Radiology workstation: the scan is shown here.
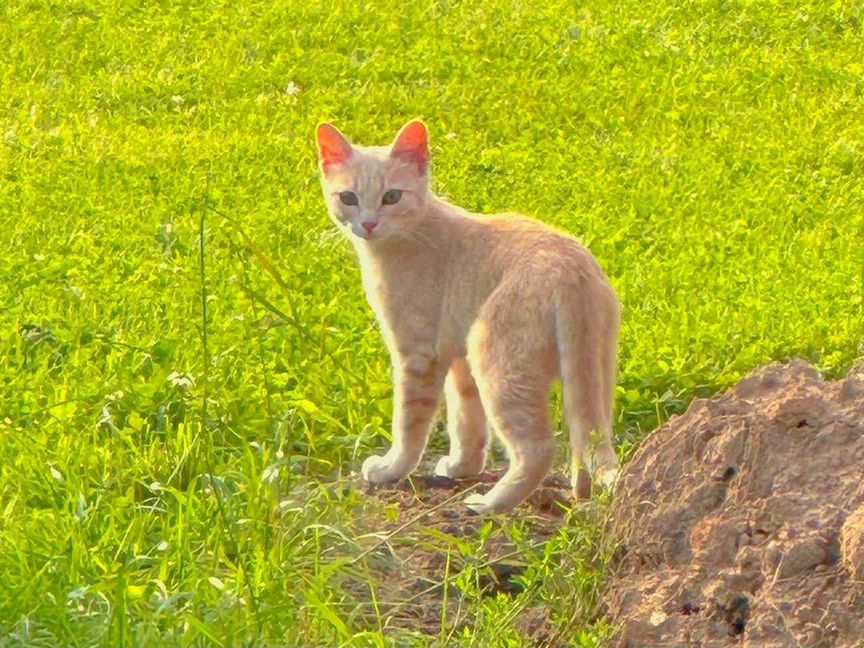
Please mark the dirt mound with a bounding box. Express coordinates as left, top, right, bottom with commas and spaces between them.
605, 360, 864, 647
840, 505, 864, 582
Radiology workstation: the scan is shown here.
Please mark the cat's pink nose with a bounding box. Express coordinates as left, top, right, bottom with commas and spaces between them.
362, 221, 378, 234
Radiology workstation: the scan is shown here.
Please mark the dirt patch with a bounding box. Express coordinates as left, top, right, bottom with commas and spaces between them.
345, 468, 573, 638
605, 360, 864, 647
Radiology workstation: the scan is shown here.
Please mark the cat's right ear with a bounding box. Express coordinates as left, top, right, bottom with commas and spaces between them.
316, 123, 353, 172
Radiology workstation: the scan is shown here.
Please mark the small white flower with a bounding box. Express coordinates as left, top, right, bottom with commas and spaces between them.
285, 81, 301, 96
67, 586, 88, 602
171, 95, 184, 106
167, 372, 194, 391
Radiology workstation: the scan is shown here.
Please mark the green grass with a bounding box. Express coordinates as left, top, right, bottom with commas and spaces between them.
1, 0, 862, 645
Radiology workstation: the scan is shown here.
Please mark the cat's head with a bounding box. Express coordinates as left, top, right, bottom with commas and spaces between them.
316, 121, 430, 242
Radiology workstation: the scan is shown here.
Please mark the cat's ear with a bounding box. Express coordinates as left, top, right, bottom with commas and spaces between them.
390, 120, 429, 171
316, 123, 353, 172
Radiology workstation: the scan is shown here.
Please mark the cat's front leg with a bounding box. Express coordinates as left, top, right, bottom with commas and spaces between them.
435, 358, 489, 479
361, 352, 447, 484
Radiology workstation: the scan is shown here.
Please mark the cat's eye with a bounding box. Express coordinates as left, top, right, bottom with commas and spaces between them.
339, 191, 359, 206
382, 189, 403, 206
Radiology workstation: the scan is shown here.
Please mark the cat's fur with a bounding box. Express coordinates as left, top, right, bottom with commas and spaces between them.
316, 120, 620, 513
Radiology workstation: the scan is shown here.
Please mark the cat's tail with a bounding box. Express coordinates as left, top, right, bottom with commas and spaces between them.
555, 276, 620, 499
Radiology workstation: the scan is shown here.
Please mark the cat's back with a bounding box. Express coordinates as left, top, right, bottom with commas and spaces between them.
471, 211, 603, 280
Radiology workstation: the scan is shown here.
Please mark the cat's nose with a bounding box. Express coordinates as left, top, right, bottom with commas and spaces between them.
362, 221, 378, 234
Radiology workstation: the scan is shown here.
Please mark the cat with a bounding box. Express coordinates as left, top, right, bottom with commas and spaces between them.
316, 120, 620, 513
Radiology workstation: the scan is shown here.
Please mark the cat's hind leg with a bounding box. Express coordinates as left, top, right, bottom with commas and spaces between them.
462, 296, 557, 514
435, 358, 489, 479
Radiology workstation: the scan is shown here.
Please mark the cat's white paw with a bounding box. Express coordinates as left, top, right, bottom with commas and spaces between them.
435, 455, 485, 479
434, 456, 456, 478
595, 466, 619, 490
464, 492, 495, 515
436, 455, 476, 479
361, 454, 400, 484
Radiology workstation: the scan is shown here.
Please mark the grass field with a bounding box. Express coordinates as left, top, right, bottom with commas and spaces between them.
1, 0, 862, 645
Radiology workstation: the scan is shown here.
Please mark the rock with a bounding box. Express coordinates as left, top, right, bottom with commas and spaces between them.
775, 538, 827, 580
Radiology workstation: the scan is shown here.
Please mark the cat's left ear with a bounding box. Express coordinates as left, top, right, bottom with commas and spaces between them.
390, 120, 429, 172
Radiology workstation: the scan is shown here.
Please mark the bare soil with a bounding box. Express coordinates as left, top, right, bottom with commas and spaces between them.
605, 360, 864, 647
350, 467, 574, 640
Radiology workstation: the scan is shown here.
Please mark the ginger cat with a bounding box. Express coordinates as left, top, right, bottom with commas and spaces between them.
316, 120, 620, 513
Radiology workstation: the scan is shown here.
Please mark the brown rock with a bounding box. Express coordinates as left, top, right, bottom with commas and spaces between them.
775, 538, 827, 580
